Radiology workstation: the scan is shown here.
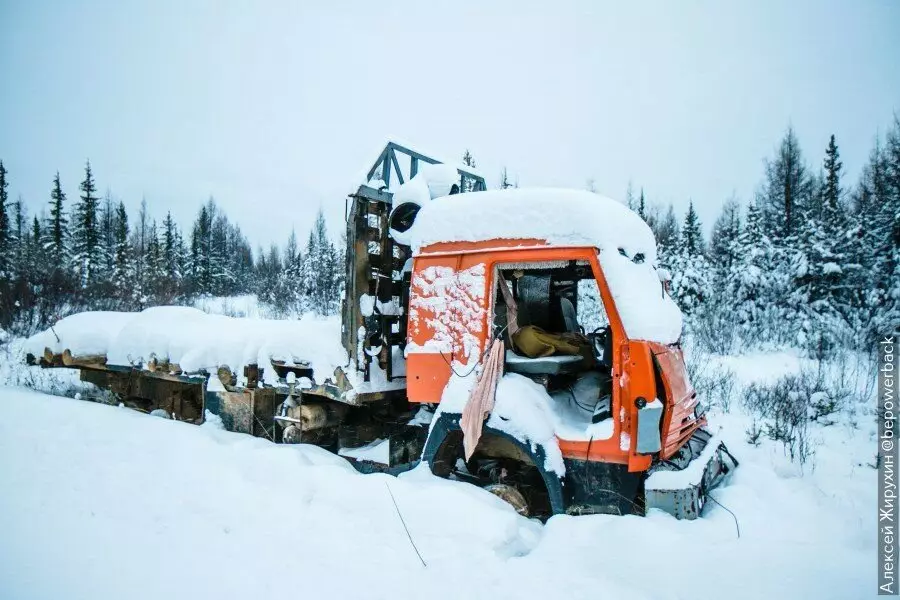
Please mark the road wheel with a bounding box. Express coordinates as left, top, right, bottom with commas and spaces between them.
484, 483, 529, 517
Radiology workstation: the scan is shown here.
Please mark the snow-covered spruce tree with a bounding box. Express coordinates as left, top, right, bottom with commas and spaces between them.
785, 135, 853, 355
625, 181, 635, 211
10, 198, 26, 278
727, 202, 776, 345
175, 229, 189, 296
19, 214, 46, 304
299, 228, 324, 314
189, 201, 213, 296
884, 117, 900, 340
130, 199, 151, 308
270, 229, 303, 314
27, 216, 45, 281
654, 203, 680, 264
93, 192, 118, 303
637, 188, 647, 221
668, 201, 712, 319
260, 243, 283, 296
256, 241, 285, 311
691, 197, 743, 353
47, 172, 68, 268
184, 198, 253, 298
160, 212, 177, 300
709, 195, 741, 280
100, 194, 116, 275
22, 216, 49, 323
209, 212, 230, 296
227, 222, 253, 296
0, 160, 9, 278
35, 171, 74, 325
755, 127, 816, 347
299, 210, 342, 316
789, 199, 848, 355
855, 119, 900, 342
112, 201, 133, 307
758, 126, 814, 240
71, 161, 101, 289
0, 196, 50, 333
145, 220, 163, 304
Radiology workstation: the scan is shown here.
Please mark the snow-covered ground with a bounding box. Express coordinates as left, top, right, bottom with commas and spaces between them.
0, 345, 876, 600
192, 294, 274, 319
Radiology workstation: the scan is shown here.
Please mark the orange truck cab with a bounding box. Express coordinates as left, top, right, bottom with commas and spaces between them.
391, 188, 737, 519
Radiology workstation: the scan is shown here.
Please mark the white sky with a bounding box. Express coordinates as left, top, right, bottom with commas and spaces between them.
1, 0, 898, 248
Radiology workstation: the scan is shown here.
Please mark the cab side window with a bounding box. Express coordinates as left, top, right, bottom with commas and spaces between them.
577, 278, 609, 334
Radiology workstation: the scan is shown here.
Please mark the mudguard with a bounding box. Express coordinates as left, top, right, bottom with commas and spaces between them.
421, 411, 567, 515
644, 429, 738, 519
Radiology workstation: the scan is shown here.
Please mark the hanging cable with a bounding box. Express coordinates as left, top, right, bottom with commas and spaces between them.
385, 482, 427, 567
706, 493, 741, 539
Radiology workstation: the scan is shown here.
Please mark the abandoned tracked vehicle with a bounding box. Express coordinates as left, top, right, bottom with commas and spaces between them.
26, 142, 736, 519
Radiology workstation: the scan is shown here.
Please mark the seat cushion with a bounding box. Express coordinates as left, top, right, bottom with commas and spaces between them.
504, 350, 583, 375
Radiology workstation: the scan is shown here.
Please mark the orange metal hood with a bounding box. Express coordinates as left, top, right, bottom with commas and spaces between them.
647, 342, 705, 459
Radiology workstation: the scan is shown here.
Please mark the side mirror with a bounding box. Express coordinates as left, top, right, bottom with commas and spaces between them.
656, 268, 672, 297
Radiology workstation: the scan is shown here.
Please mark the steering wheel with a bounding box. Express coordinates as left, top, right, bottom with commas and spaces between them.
589, 326, 609, 365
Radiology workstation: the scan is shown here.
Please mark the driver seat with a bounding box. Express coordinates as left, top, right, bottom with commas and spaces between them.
560, 297, 579, 333
495, 277, 584, 376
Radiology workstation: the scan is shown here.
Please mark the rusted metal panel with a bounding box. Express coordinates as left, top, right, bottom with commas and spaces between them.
80, 368, 204, 422
207, 387, 279, 440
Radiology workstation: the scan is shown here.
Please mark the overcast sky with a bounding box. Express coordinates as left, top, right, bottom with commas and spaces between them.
1, 0, 898, 248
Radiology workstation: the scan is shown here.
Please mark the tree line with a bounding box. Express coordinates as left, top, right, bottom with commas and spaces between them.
0, 161, 344, 334
631, 116, 900, 357
2, 117, 897, 357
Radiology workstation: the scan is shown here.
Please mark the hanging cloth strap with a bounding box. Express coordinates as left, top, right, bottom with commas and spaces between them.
460, 338, 505, 460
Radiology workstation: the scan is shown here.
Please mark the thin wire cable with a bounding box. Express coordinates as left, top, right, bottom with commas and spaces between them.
706, 493, 741, 539
439, 323, 510, 378
385, 482, 427, 567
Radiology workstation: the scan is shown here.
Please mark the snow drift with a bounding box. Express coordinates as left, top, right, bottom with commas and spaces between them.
0, 386, 873, 600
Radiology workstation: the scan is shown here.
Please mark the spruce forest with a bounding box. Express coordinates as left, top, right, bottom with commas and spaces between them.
1, 118, 898, 361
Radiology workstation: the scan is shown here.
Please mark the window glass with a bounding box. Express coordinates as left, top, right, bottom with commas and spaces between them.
577, 278, 609, 332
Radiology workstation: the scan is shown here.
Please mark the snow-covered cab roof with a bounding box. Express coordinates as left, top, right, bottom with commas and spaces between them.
406, 188, 652, 256
406, 188, 683, 344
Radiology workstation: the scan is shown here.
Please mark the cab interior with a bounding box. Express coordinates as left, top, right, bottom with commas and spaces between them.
492, 259, 614, 425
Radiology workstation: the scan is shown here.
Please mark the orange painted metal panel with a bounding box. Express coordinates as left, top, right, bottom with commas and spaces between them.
406, 353, 452, 403
649, 342, 702, 459
406, 240, 693, 473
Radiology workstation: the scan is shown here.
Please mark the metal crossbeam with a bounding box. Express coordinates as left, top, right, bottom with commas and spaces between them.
364, 141, 485, 192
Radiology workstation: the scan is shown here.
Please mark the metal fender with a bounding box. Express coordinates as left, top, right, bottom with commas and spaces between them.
421, 411, 567, 515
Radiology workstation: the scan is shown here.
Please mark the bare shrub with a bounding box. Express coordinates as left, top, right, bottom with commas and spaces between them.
684, 344, 737, 411
745, 420, 763, 446
1, 339, 110, 401
743, 376, 815, 467
688, 300, 738, 355
797, 351, 874, 424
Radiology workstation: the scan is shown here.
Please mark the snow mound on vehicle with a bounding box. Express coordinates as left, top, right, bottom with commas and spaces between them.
407, 188, 653, 256
24, 308, 349, 382
434, 370, 566, 476
408, 188, 683, 344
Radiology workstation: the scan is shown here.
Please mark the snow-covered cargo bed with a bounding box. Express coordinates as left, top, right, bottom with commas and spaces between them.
26, 307, 346, 376
24, 307, 405, 398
